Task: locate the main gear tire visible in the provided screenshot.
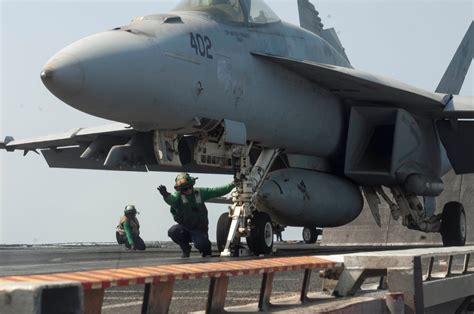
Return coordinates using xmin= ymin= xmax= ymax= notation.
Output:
xmin=302 ymin=227 xmax=318 ymax=244
xmin=440 ymin=202 xmax=466 ymax=247
xmin=247 ymin=212 xmax=273 ymax=256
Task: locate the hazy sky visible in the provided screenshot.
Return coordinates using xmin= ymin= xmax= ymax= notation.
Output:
xmin=1 ymin=0 xmax=472 ymax=244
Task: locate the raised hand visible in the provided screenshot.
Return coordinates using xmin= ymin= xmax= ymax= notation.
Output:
xmin=157 ymin=185 xmax=170 ymax=197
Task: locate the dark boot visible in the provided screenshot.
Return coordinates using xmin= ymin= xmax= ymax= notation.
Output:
xmin=201 ymin=250 xmax=212 ymax=258
xmin=181 ymin=244 xmax=191 ymax=258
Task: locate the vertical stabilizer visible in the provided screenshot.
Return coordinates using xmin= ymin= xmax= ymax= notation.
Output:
xmin=297 ymin=0 xmax=350 ymax=63
xmin=298 ymin=0 xmax=323 ymax=34
xmin=436 ymin=22 xmax=474 ymax=94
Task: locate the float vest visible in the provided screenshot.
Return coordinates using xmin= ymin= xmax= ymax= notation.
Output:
xmin=173 ymin=190 xmax=209 ymax=232
xmin=117 ymin=215 xmax=140 ymax=235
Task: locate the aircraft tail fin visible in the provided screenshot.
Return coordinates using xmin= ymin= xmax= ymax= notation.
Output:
xmin=297 ymin=0 xmax=350 ymax=64
xmin=436 ymin=21 xmax=474 ymax=94
xmin=297 ymin=0 xmax=323 ymax=34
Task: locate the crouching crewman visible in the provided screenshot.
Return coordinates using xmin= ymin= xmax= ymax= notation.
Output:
xmin=116 ymin=205 xmax=146 ymax=251
xmin=157 ymin=173 xmax=234 ymax=258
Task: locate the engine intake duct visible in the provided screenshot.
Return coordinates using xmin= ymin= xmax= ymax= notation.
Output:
xmin=344 ymin=107 xmax=442 ymax=187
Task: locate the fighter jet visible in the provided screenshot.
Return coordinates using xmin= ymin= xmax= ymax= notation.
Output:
xmin=1 ymin=0 xmax=473 ymax=256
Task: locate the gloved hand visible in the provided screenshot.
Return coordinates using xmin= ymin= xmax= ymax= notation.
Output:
xmin=174 ymin=215 xmax=184 ymax=224
xmin=157 ymin=185 xmax=170 ymax=198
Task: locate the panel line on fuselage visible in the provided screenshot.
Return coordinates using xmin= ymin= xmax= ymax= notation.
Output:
xmin=164 ymin=52 xmax=202 ymax=65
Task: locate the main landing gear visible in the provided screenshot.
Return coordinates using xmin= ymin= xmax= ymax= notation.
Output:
xmin=363 ymin=186 xmax=467 ymax=247
xmin=219 ymin=144 xmax=281 ymax=257
xmin=440 ymin=202 xmax=466 ymax=246
xmin=302 ymin=227 xmax=321 ymax=244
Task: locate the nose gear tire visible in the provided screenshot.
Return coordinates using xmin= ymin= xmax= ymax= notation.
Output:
xmin=440 ymin=201 xmax=466 ymax=247
xmin=247 ymin=212 xmax=273 ymax=256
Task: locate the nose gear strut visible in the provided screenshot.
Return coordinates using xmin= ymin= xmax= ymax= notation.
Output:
xmin=220 ymin=145 xmax=281 ymax=257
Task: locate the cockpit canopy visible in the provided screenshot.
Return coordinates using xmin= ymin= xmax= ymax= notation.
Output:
xmin=174 ymin=0 xmax=280 ymax=24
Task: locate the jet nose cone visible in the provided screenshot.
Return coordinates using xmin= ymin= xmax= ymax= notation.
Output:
xmin=41 ymin=53 xmax=84 ymax=98
xmin=40 ymin=69 xmax=53 ymax=81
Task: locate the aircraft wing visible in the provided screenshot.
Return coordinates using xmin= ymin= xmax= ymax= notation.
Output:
xmin=251 ymin=52 xmax=474 ymax=118
xmin=0 ymin=123 xmax=231 ymax=174
xmin=0 ymin=123 xmax=134 ymax=152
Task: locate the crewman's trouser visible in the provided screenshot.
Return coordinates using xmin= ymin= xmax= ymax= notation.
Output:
xmin=116 ymin=232 xmax=146 ymax=251
xmin=168 ymin=224 xmax=211 ymax=255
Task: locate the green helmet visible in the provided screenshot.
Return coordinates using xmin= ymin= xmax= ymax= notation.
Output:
xmin=174 ymin=173 xmax=196 ymax=191
xmin=124 ymin=205 xmax=137 ymax=215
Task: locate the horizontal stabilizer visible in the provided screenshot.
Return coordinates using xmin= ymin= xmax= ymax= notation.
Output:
xmin=442 ymin=95 xmax=474 ymax=118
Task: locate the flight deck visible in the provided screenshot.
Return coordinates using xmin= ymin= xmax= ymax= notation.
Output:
xmin=0 ymin=242 xmax=438 ymax=276
xmin=1 ymin=243 xmax=473 ymax=313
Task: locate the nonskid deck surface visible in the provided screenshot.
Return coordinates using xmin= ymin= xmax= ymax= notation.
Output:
xmin=0 ymin=242 xmax=440 ymax=277
xmin=1 ymin=244 xmax=470 ymax=314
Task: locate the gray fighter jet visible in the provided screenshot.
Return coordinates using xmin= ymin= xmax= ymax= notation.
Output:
xmin=1 ymin=0 xmax=473 ymax=256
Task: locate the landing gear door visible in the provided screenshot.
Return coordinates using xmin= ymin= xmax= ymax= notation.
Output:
xmin=153 ymin=130 xmax=182 ymax=167
xmin=223 ymin=119 xmax=247 ymax=145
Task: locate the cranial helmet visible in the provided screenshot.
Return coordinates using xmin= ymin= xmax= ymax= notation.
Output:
xmin=174 ymin=173 xmax=197 ymax=191
xmin=124 ymin=205 xmax=137 ymax=215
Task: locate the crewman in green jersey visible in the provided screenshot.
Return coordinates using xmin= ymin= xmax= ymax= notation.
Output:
xmin=158 ymin=173 xmax=234 ymax=257
xmin=116 ymin=205 xmax=146 ymax=251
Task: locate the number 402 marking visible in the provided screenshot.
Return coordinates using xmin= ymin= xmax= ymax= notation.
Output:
xmin=190 ymin=33 xmax=213 ymax=59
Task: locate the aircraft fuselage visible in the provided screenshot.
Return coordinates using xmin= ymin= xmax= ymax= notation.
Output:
xmin=42 ymin=11 xmax=351 ymax=158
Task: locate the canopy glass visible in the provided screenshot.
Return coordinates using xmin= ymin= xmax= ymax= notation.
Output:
xmin=174 ymin=0 xmax=280 ymax=24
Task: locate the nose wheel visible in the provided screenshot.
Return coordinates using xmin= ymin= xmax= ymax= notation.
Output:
xmin=246 ymin=212 xmax=274 ymax=256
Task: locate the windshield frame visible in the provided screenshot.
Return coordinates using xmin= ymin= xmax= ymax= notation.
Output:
xmin=243 ymin=0 xmax=281 ymax=26
xmin=173 ymin=0 xmax=281 ymax=26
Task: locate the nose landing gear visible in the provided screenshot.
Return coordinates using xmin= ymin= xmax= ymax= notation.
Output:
xmin=219 ymin=146 xmax=281 ymax=257
xmin=247 ymin=212 xmax=274 ymax=255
